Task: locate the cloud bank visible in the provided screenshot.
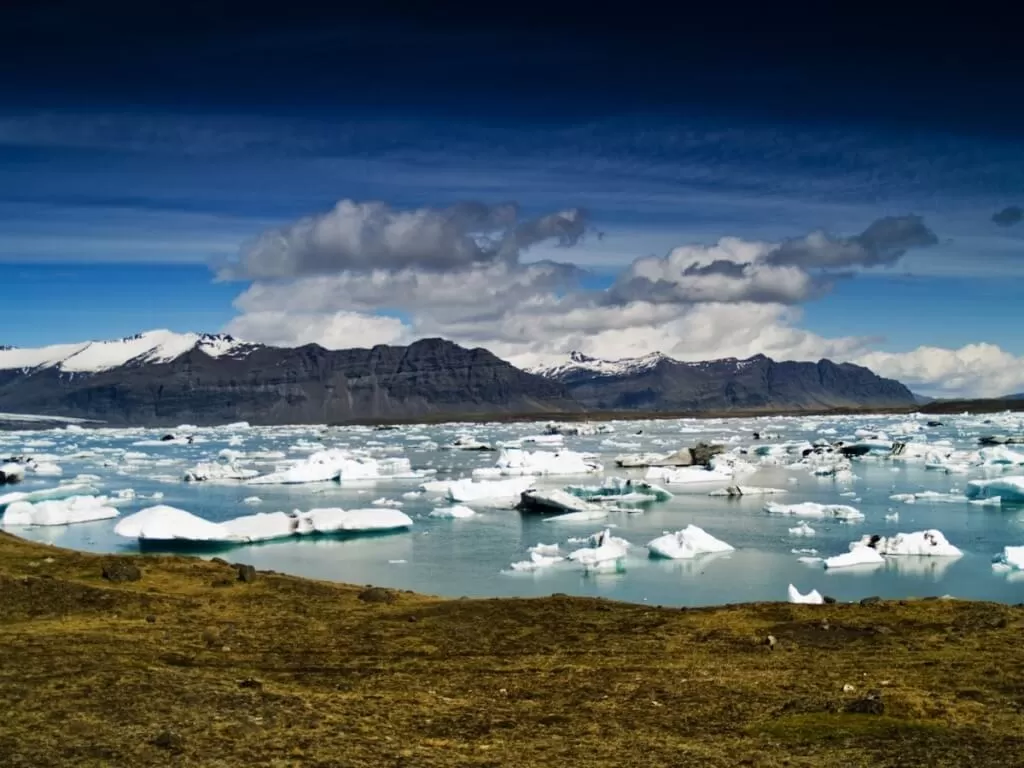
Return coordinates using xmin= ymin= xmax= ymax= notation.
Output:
xmin=221 ymin=199 xmax=1024 ymax=398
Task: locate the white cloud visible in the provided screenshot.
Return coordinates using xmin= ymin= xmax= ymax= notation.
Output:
xmin=856 ymin=344 xmax=1024 ymax=398
xmin=224 ymin=310 xmax=410 ymax=349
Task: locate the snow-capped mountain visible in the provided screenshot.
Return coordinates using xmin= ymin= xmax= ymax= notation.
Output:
xmin=0 ymin=330 xmax=260 ymax=375
xmin=530 ymin=350 xmax=915 ymax=411
xmin=0 ymin=332 xmax=574 ymax=426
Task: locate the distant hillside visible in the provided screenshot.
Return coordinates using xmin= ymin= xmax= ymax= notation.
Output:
xmin=529 ymin=351 xmax=916 ymax=411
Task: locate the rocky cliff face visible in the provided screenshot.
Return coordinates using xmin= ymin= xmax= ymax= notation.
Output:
xmin=531 ymin=352 xmax=916 ymax=411
xmin=0 ymin=333 xmax=577 ymax=426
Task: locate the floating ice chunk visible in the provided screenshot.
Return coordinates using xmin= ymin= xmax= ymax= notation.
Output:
xmin=765 ymin=501 xmax=865 ymax=521
xmin=509 ymin=551 xmax=564 ymax=571
xmin=566 ymin=477 xmax=673 ymax=503
xmin=853 ymin=530 xmax=962 ymax=557
xmin=979 ymin=446 xmax=1024 ymax=466
xmin=567 ymin=528 xmax=629 ymax=569
xmin=371 ymin=497 xmax=404 ymax=507
xmin=645 ymin=466 xmax=732 ymax=486
xmin=0 ymin=482 xmax=100 ymax=510
xmin=647 ymin=525 xmax=734 ymax=559
xmin=885 ymin=511 xmax=899 ymax=522
xmin=3 ymin=495 xmax=118 ymax=526
xmin=787 ymin=584 xmax=824 ymax=604
xmin=302 ymin=508 xmax=413 ymax=533
xmin=445 ymin=476 xmax=536 ymax=504
xmin=115 ymin=505 xmax=230 ymax=541
xmin=183 ymin=461 xmax=258 ymax=482
xmin=542 ymin=508 xmax=610 ymax=522
xmin=966 ymin=476 xmax=1024 ymax=503
xmin=788 ymin=522 xmax=816 ymax=537
xmin=993 ymin=546 xmax=1024 ymax=571
xmin=889 ymin=491 xmax=965 ymax=504
xmin=529 ymin=542 xmax=560 ymax=556
xmin=32 ymin=462 xmax=63 ymax=477
xmin=823 ymin=547 xmax=885 ymax=569
xmin=798 ymin=556 xmax=824 ymax=564
xmin=518 ymin=488 xmax=602 ymax=515
xmin=428 ymin=505 xmax=476 ymax=519
xmin=242 ymin=496 xmax=262 ymax=505
xmin=473 ymin=448 xmax=601 ymax=478
xmin=969 ymin=496 xmax=1002 ymax=507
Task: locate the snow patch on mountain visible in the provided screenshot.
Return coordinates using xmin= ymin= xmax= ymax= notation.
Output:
xmin=529 ymin=350 xmax=766 ymax=380
xmin=0 ymin=330 xmax=261 ymax=375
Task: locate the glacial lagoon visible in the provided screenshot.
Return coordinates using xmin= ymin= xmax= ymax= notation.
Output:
xmin=3 ymin=412 xmax=1024 ymax=607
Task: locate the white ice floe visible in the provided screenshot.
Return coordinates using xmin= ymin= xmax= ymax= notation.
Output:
xmin=823 ymin=547 xmax=885 ymax=569
xmin=969 ymin=496 xmax=1002 ymax=507
xmin=0 ymin=462 xmax=25 ymax=484
xmin=566 ymin=477 xmax=673 ymax=503
xmin=509 ymin=551 xmax=564 ymax=572
xmin=992 ymin=546 xmax=1024 ymax=571
xmin=567 ymin=528 xmax=630 ymax=570
xmin=852 ymin=530 xmax=962 ymax=557
xmin=787 ymin=584 xmax=824 ymax=604
xmin=978 ymin=446 xmax=1024 ymax=466
xmin=247 ymin=450 xmax=422 ymax=485
xmin=542 ymin=508 xmax=610 ymax=523
xmin=114 ymin=505 xmax=413 ymax=544
xmin=242 ymin=496 xmax=262 ymax=505
xmin=472 ymin=448 xmax=601 ymax=478
xmin=444 ymin=476 xmax=536 ymax=505
xmin=371 ymin=497 xmax=404 ymax=507
xmin=889 ymin=491 xmax=965 ymax=505
xmin=0 ymin=482 xmax=99 ymax=510
xmin=529 ymin=542 xmax=560 ymax=556
xmin=764 ymin=501 xmax=865 ymax=521
xmin=644 ymin=465 xmax=733 ymax=486
xmin=2 ymin=495 xmax=119 ymax=526
xmin=183 ymin=461 xmax=259 ymax=482
xmin=647 ymin=525 xmax=734 ymax=559
xmin=966 ymin=476 xmax=1024 ymax=503
xmin=788 ymin=522 xmax=816 ymax=537
xmin=518 ymin=488 xmax=602 ymax=515
xmin=32 ymin=462 xmax=63 ymax=477
xmin=428 ymin=505 xmax=476 ymax=519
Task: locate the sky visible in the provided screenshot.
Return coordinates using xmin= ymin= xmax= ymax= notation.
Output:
xmin=2 ymin=3 xmax=1024 ymax=397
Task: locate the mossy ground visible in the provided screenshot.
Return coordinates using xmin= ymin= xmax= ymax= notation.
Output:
xmin=1 ymin=532 xmax=1023 ymax=767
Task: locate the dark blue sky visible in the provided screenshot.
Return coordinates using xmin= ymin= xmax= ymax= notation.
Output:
xmin=1 ymin=1 xmax=1023 ymax=395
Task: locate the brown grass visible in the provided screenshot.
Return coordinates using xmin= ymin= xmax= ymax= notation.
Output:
xmin=1 ymin=531 xmax=1023 ymax=767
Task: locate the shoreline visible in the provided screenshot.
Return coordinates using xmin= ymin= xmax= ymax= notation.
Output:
xmin=3 ymin=530 xmax=1024 ymax=766
xmin=2 ymin=397 xmax=1023 ymax=431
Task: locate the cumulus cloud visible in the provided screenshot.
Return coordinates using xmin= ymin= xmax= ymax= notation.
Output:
xmin=992 ymin=205 xmax=1023 ymax=227
xmin=856 ymin=344 xmax=1024 ymax=399
xmin=222 ymin=206 xmax=1016 ymax=397
xmin=765 ymin=215 xmax=938 ymax=268
xmin=224 ymin=309 xmax=409 ymax=349
xmin=218 ymin=199 xmax=587 ymax=279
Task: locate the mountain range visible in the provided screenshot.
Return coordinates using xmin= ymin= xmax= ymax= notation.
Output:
xmin=0 ymin=330 xmax=916 ymax=426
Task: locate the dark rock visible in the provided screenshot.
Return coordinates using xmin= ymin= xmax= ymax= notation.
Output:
xmin=238 ymin=677 xmax=263 ymax=690
xmin=145 ymin=614 xmax=157 ymax=624
xmin=690 ymin=442 xmax=725 ymax=466
xmin=152 ymin=729 xmax=185 ymax=752
xmin=159 ymin=434 xmax=176 ymax=442
xmin=0 ymin=337 xmax=578 ymax=426
xmin=823 ymin=596 xmax=837 ymax=604
xmin=101 ymin=559 xmax=142 ymax=583
xmin=234 ymin=563 xmax=257 ymax=583
xmin=407 ymin=615 xmax=418 ymax=622
xmin=840 ymin=444 xmax=873 ymax=458
xmin=210 ymin=557 xmax=229 ymax=566
xmin=927 ymin=421 xmax=943 ymax=427
xmin=536 ymin=351 xmax=916 ymax=411
xmin=845 ymin=692 xmax=885 ymax=715
xmin=860 ymin=596 xmax=882 ymax=606
xmin=357 ymin=587 xmax=397 ymax=604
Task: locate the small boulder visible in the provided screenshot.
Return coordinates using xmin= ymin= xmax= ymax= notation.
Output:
xmin=234 ymin=563 xmax=257 ymax=583
xmin=101 ymin=559 xmax=142 ymax=583
xmin=765 ymin=634 xmax=777 ymax=650
xmin=357 ymin=587 xmax=397 ymax=604
xmin=860 ymin=596 xmax=882 ymax=607
xmin=238 ymin=677 xmax=263 ymax=690
xmin=845 ymin=691 xmax=885 ymax=715
xmin=152 ymin=729 xmax=185 ymax=752
xmin=145 ymin=615 xmax=157 ymax=624
xmin=823 ymin=595 xmax=837 ymax=604
xmin=691 ymin=442 xmax=725 ymax=466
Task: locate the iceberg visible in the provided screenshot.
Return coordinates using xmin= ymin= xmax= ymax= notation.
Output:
xmin=889 ymin=491 xmax=965 ymax=505
xmin=472 ymin=448 xmax=602 ymax=478
xmin=445 ymin=476 xmax=536 ymax=505
xmin=708 ymin=485 xmax=787 ymax=497
xmin=992 ymin=546 xmax=1024 ymax=571
xmin=0 ymin=482 xmax=100 ymax=511
xmin=853 ymin=530 xmax=962 ymax=557
xmin=787 ymin=584 xmax=824 ymax=604
xmin=644 ymin=466 xmax=733 ymax=486
xmin=978 ymin=446 xmax=1024 ymax=466
xmin=764 ymin=501 xmax=865 ymax=521
xmin=32 ymin=462 xmax=63 ymax=477
xmin=428 ymin=505 xmax=476 ymax=519
xmin=823 ymin=547 xmax=885 ymax=569
xmin=183 ymin=461 xmax=259 ymax=482
xmin=566 ymin=477 xmax=673 ymax=503
xmin=788 ymin=522 xmax=816 ymax=537
xmin=566 ymin=528 xmax=630 ymax=569
xmin=541 ymin=508 xmax=610 ymax=523
xmin=517 ymin=488 xmax=603 ymax=515
xmin=966 ymin=476 xmax=1024 ymax=503
xmin=114 ymin=505 xmax=413 ymax=545
xmin=647 ymin=525 xmax=734 ymax=559
xmin=2 ymin=495 xmax=119 ymax=526
xmin=509 ymin=551 xmax=564 ymax=572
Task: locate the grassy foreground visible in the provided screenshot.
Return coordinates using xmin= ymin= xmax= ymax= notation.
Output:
xmin=2 ymin=534 xmax=1024 ymax=767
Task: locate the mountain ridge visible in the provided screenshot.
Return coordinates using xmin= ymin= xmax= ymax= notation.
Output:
xmin=0 ymin=330 xmax=916 ymax=425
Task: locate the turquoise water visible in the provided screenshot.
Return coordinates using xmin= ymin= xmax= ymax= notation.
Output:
xmin=4 ymin=414 xmax=1024 ymax=606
